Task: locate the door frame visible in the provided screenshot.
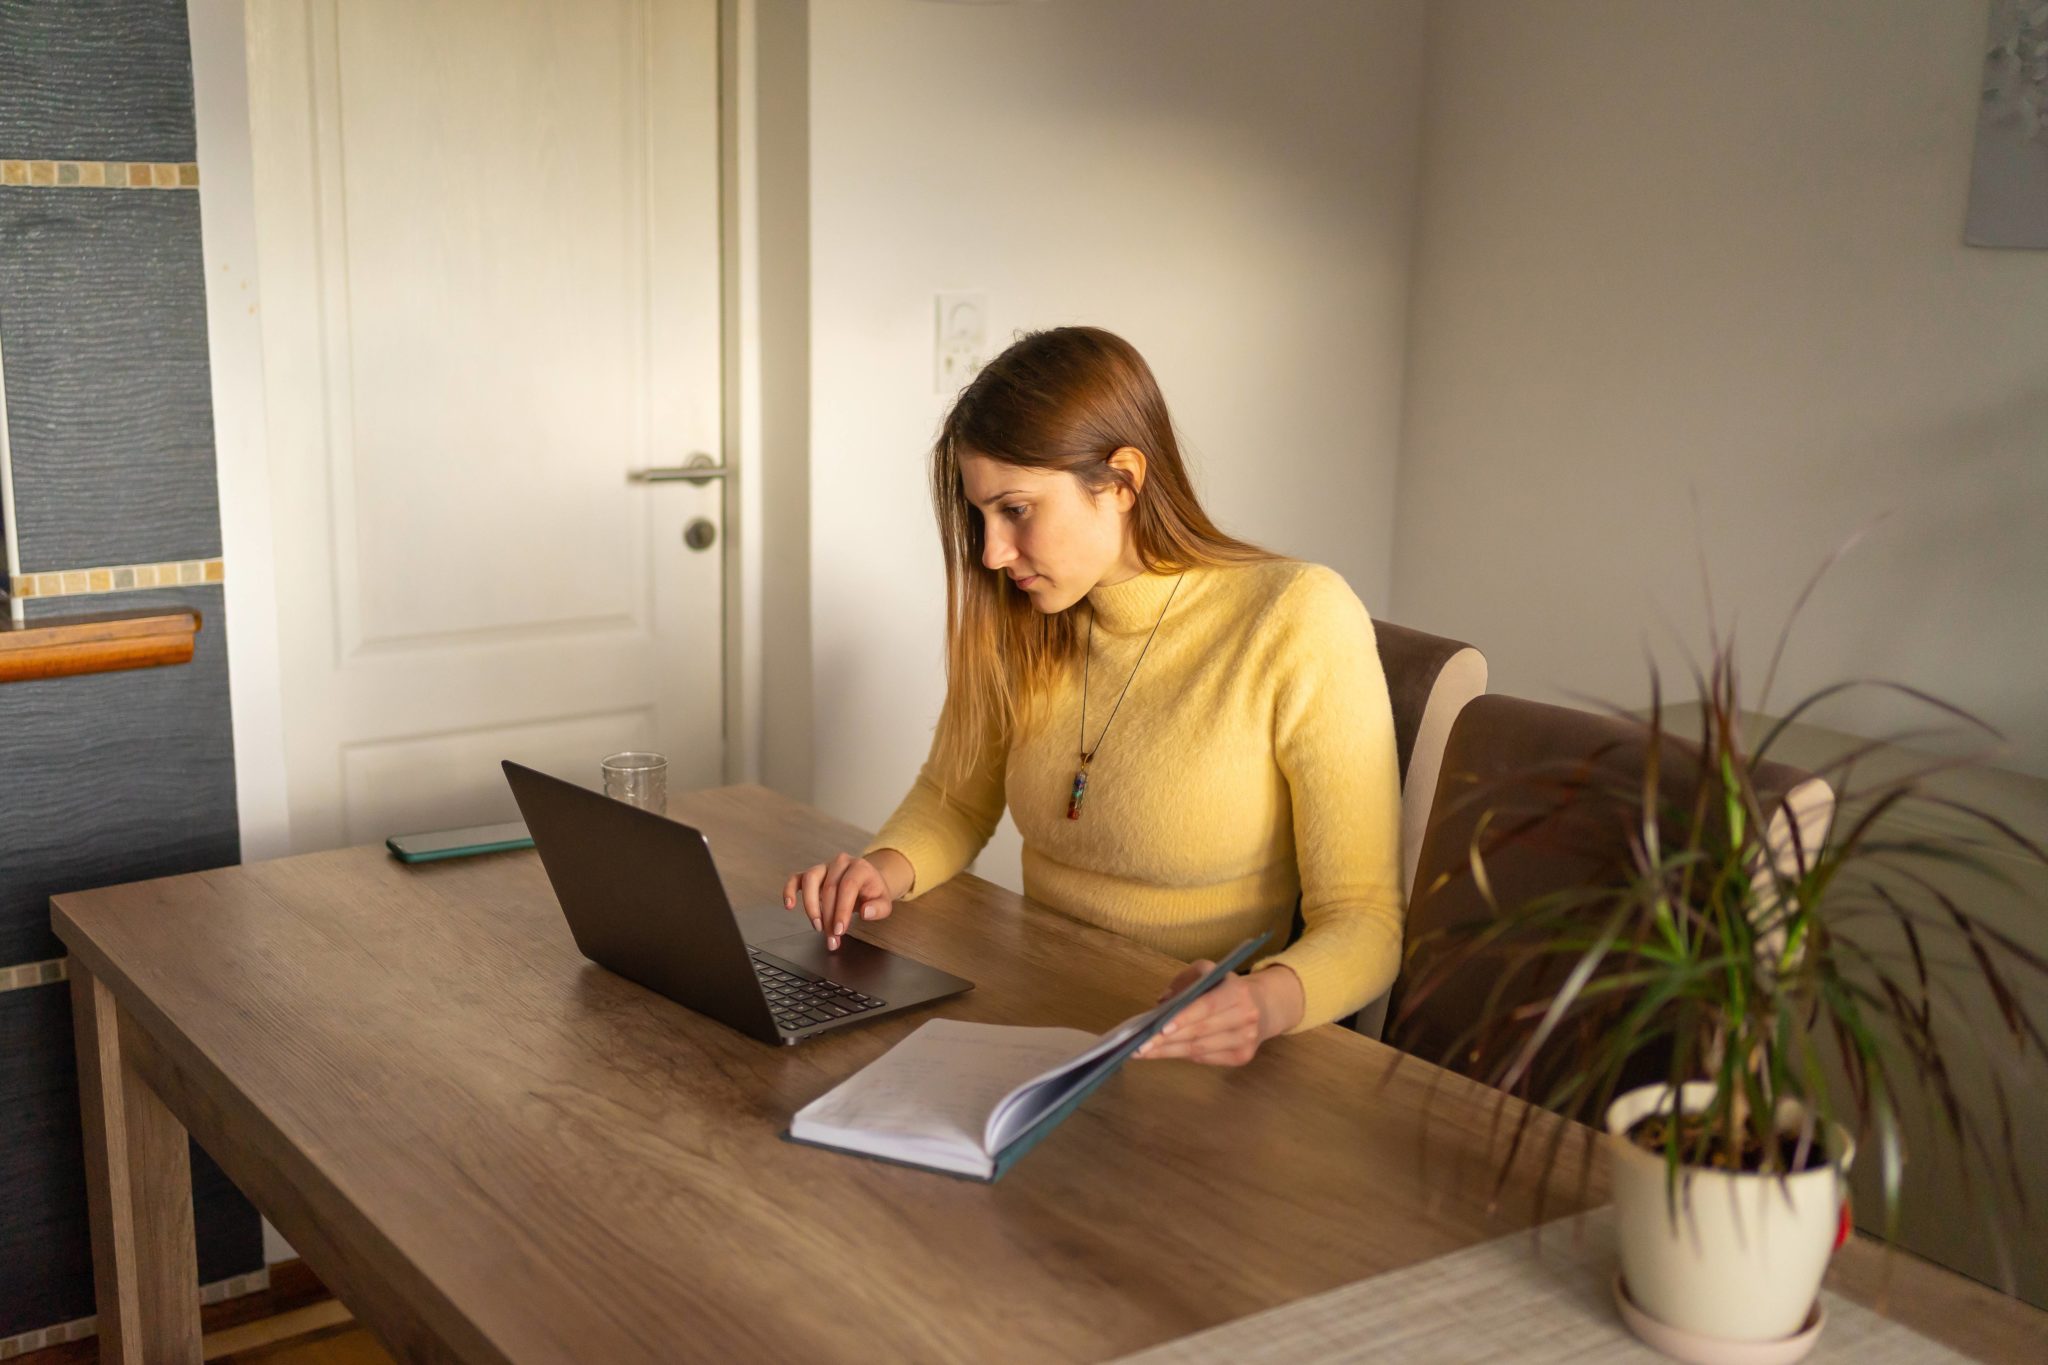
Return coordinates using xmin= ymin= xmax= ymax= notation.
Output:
xmin=192 ymin=0 xmax=773 ymax=862
xmin=191 ymin=0 xmax=291 ymax=861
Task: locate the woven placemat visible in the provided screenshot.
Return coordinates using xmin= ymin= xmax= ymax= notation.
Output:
xmin=1111 ymin=1207 xmax=1967 ymax=1363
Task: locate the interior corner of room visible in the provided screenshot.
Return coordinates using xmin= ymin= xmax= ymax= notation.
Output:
xmin=1 ymin=1 xmax=2043 ymax=1362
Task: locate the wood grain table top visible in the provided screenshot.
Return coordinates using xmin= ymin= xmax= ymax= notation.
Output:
xmin=50 ymin=785 xmax=2046 ymax=1364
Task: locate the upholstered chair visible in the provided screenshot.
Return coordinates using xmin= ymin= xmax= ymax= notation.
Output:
xmin=1383 ymin=693 xmax=1834 ymax=1097
xmin=1344 ymin=620 xmax=1488 ymax=1037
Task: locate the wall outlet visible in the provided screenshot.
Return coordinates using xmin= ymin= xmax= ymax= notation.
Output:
xmin=935 ymin=291 xmax=987 ymax=392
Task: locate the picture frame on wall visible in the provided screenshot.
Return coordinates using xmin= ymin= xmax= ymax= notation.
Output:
xmin=1965 ymin=0 xmax=2048 ymax=248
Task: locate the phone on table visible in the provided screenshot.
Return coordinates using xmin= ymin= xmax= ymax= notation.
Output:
xmin=386 ymin=820 xmax=534 ymax=863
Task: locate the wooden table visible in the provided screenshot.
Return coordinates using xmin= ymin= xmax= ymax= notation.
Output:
xmin=52 ymin=785 xmax=2045 ymax=1363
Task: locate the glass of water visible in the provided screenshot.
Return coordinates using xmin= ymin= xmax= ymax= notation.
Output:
xmin=601 ymin=752 xmax=668 ymax=813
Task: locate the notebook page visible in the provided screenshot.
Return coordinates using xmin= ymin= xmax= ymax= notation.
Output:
xmin=982 ymin=1008 xmax=1160 ymax=1153
xmin=980 ymin=939 xmax=1267 ymax=1155
xmin=790 ymin=1020 xmax=1097 ymax=1175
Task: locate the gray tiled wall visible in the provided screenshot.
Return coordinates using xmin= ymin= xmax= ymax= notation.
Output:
xmin=0 ymin=0 xmax=259 ymax=1344
xmin=0 ymin=585 xmax=239 ymax=966
xmin=0 ymin=188 xmax=222 ymax=570
xmin=0 ymin=0 xmax=196 ymax=161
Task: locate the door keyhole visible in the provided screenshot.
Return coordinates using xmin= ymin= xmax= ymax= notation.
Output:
xmin=683 ymin=519 xmax=717 ymax=552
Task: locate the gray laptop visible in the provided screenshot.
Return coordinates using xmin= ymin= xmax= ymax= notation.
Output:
xmin=503 ymin=761 xmax=972 ymax=1045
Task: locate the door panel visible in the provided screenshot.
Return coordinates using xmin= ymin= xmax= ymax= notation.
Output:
xmin=340 ymin=707 xmax=658 ymax=844
xmin=332 ymin=0 xmax=650 ymax=649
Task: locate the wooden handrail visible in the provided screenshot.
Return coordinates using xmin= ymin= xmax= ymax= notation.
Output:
xmin=0 ymin=607 xmax=202 ymax=683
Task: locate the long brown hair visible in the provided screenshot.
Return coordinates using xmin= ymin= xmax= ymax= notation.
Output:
xmin=929 ymin=326 xmax=1281 ymax=783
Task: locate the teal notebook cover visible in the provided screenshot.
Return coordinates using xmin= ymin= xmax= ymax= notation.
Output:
xmin=386 ymin=834 xmax=535 ymax=863
xmin=782 ymin=932 xmax=1270 ymax=1182
xmin=385 ymin=822 xmax=535 ymax=863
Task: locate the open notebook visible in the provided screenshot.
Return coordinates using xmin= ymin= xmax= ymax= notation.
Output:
xmin=784 ymin=935 xmax=1267 ymax=1181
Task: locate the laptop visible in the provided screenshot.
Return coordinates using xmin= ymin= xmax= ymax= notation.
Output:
xmin=503 ymin=761 xmax=973 ymax=1045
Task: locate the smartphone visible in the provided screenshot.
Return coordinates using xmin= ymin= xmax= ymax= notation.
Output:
xmin=386 ymin=820 xmax=534 ymax=863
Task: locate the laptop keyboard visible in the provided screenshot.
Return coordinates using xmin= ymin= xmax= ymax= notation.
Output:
xmin=749 ymin=947 xmax=888 ymax=1033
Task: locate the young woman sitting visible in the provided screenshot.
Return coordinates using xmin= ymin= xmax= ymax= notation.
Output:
xmin=783 ymin=326 xmax=1403 ymax=1067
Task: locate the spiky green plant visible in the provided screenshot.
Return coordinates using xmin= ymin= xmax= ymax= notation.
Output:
xmin=1392 ymin=553 xmax=2048 ymax=1286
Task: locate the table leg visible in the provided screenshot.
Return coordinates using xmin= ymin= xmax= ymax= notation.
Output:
xmin=70 ymin=962 xmax=203 ymax=1364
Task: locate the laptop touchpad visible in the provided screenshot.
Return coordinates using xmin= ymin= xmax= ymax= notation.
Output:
xmin=733 ymin=903 xmax=807 ymax=946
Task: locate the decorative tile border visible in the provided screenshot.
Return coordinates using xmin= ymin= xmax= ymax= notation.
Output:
xmin=0 ymin=1313 xmax=93 ymax=1360
xmin=0 ymin=957 xmax=69 ymax=995
xmin=201 ymin=1269 xmax=273 ymax=1308
xmin=0 ymin=1267 xmax=269 ymax=1359
xmin=0 ymin=159 xmax=199 ymax=189
xmin=3 ymin=557 xmax=224 ymax=600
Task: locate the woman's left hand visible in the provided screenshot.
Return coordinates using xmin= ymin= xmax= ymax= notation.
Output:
xmin=1133 ymin=962 xmax=1304 ymax=1067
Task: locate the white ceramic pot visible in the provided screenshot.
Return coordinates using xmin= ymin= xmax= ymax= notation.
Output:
xmin=1605 ymin=1081 xmax=1852 ymax=1344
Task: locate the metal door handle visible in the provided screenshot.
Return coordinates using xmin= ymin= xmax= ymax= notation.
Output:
xmin=630 ymin=453 xmax=727 ymax=486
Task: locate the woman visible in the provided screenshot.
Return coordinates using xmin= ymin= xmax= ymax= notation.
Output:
xmin=783 ymin=326 xmax=1403 ymax=1067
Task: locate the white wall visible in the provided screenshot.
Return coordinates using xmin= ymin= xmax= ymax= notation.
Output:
xmin=1393 ymin=0 xmax=2048 ymax=774
xmin=1392 ymin=0 xmax=2048 ymax=1305
xmin=804 ymin=0 xmax=1429 ymax=885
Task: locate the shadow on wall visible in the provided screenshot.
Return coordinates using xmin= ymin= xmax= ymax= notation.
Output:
xmin=851 ymin=0 xmax=1405 ymax=188
xmin=1791 ymin=376 xmax=2048 ymax=774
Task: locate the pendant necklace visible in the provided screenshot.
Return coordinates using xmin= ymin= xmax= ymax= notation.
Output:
xmin=1068 ymin=571 xmax=1185 ymax=821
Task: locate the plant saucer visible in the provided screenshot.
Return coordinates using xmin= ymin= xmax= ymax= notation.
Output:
xmin=1613 ymin=1273 xmax=1824 ymax=1364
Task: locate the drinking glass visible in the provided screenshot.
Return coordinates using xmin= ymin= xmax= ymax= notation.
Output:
xmin=601 ymin=752 xmax=667 ymax=813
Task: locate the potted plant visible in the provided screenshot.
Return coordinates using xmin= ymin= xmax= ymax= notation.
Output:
xmin=1391 ymin=563 xmax=2048 ymax=1356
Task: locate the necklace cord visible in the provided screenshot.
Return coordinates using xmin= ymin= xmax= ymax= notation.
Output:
xmin=1079 ymin=571 xmax=1185 ymax=762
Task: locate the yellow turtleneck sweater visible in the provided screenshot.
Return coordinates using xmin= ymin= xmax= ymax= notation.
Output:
xmin=862 ymin=559 xmax=1404 ymax=1031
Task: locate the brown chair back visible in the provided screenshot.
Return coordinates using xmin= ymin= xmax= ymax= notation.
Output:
xmin=1384 ymin=694 xmax=1833 ymax=1100
xmin=1341 ymin=620 xmax=1486 ymax=1037
xmin=1371 ymin=619 xmax=1488 ymax=896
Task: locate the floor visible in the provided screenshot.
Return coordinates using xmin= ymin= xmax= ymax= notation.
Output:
xmin=205 ymin=1302 xmax=393 ymax=1365
xmin=11 ymin=1268 xmax=394 ymax=1365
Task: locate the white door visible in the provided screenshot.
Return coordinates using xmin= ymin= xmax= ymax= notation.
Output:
xmin=246 ymin=0 xmax=725 ymax=850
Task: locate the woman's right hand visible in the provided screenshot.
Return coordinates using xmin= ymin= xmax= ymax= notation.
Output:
xmin=782 ymin=850 xmax=908 ymax=950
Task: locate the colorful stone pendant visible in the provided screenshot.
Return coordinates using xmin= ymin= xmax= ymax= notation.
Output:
xmin=1067 ymin=766 xmax=1089 ymax=821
